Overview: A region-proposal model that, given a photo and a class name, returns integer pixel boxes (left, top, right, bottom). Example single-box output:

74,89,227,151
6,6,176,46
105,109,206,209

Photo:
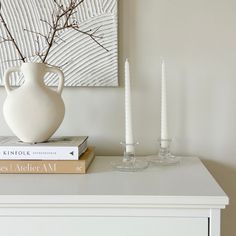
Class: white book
0,136,88,160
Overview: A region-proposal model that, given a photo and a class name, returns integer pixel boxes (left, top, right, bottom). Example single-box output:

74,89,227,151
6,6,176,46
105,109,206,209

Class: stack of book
0,136,95,174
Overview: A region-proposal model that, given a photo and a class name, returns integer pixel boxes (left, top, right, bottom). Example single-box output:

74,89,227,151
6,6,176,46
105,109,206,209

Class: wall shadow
203,159,236,236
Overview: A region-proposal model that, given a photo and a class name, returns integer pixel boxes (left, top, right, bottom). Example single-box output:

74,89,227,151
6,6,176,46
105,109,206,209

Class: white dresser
0,156,228,236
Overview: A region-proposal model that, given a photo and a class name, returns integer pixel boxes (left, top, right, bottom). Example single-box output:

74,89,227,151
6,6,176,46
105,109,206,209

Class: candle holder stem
149,139,180,166
111,142,149,172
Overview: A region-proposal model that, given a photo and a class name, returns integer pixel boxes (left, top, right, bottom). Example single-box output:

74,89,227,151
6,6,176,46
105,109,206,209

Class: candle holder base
149,139,180,166
111,142,149,172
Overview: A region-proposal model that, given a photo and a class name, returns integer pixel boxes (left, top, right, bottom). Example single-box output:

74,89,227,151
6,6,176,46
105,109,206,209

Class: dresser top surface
0,156,229,206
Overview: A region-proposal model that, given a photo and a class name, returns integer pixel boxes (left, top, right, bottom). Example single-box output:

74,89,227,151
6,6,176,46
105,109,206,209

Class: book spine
0,147,95,174
0,158,89,174
0,146,81,160
0,161,84,174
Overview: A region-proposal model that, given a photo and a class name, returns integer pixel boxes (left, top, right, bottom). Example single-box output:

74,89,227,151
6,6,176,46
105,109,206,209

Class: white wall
0,0,235,235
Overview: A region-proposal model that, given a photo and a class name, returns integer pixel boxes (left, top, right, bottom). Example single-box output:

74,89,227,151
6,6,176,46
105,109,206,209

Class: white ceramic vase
3,62,65,143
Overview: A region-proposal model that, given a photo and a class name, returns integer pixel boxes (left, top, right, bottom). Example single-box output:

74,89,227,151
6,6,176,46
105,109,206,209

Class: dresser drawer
0,216,208,236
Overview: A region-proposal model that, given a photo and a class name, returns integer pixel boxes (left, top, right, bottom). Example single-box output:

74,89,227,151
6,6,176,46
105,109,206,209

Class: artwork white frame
0,0,118,87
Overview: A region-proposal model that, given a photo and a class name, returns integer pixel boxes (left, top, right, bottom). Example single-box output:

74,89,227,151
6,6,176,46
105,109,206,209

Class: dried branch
35,0,108,63
0,2,26,62
0,0,108,65
24,28,50,45
72,26,108,52
54,33,66,43
40,19,53,29
34,36,44,63
92,26,102,35
41,0,81,62
53,0,64,11
0,38,11,43
1,58,26,63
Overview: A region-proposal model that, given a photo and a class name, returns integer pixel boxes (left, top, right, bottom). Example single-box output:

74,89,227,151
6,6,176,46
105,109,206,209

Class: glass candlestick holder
149,139,180,166
111,142,149,172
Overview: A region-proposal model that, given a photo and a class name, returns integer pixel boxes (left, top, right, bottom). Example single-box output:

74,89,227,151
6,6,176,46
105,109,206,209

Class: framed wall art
0,0,118,87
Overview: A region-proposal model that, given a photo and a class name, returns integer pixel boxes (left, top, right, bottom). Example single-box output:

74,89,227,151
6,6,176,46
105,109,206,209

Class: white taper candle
161,59,168,148
125,59,134,153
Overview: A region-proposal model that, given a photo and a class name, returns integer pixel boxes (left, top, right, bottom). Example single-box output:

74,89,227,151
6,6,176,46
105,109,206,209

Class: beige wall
0,0,235,235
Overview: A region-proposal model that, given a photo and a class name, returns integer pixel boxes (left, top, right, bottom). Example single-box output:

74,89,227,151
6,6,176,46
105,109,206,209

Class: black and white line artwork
0,0,118,87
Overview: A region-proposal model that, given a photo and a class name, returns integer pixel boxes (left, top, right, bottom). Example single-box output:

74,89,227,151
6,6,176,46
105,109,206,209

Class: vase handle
46,66,64,95
4,66,21,94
